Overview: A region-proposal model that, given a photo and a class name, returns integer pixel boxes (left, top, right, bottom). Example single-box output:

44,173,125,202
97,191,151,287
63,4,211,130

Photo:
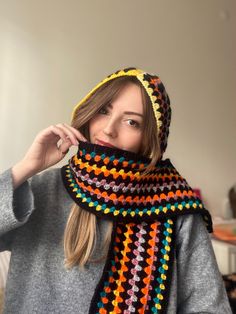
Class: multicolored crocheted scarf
61,142,212,314
61,68,213,314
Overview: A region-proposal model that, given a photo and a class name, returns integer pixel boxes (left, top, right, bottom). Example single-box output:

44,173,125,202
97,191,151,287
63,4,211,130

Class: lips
96,139,117,149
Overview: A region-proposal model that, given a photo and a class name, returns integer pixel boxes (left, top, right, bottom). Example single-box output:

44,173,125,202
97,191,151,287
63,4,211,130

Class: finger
61,123,87,142
35,126,67,144
54,124,79,146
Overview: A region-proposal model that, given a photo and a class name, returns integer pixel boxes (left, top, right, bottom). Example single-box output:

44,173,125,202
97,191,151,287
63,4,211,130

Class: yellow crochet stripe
136,74,162,131
71,68,162,133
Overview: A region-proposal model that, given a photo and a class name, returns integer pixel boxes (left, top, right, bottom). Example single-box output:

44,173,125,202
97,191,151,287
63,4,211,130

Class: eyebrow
107,103,143,118
123,111,143,118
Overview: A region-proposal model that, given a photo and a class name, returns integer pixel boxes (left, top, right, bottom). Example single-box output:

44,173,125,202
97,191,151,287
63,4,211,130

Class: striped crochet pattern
61,141,212,314
61,141,212,229
89,220,174,314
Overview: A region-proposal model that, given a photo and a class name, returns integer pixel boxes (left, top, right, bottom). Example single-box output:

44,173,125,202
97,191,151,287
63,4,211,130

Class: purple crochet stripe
69,162,194,207
125,223,146,311
71,163,189,195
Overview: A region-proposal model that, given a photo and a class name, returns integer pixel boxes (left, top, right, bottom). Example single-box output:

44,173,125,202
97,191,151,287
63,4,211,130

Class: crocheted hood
72,67,171,157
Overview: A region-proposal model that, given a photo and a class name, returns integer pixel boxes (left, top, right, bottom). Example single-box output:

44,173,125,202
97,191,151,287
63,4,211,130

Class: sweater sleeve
175,214,232,314
0,168,35,250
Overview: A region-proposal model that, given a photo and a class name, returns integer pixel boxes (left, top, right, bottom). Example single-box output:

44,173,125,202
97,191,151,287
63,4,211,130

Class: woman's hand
23,123,87,172
12,124,87,189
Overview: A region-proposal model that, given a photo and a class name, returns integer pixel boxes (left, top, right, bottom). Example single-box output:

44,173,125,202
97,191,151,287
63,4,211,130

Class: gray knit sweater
0,168,232,313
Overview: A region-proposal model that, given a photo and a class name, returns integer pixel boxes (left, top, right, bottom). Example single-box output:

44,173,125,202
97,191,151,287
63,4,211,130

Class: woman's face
89,83,144,153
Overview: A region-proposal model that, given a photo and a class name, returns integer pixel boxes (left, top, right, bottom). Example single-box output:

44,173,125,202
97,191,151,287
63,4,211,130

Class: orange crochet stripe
74,155,140,180
74,155,183,182
73,175,195,205
99,225,133,314
111,225,133,313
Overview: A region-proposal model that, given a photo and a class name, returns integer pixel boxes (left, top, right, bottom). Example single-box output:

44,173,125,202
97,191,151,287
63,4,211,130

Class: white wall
0,0,235,216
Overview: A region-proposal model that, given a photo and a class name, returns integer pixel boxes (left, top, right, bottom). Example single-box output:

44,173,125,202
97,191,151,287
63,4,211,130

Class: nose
102,118,118,138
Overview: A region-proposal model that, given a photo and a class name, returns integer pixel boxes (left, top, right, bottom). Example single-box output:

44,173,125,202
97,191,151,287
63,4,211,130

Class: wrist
11,160,38,189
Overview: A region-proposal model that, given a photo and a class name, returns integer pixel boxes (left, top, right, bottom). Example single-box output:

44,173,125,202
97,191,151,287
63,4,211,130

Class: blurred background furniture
212,218,236,274
212,238,236,274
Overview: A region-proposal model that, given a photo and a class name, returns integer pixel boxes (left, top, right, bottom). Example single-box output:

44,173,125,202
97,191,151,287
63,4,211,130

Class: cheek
122,132,143,153
89,118,100,136
88,121,96,142
89,116,108,143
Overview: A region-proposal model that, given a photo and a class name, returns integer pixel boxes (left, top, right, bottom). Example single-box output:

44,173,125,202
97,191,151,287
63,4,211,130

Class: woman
0,68,231,313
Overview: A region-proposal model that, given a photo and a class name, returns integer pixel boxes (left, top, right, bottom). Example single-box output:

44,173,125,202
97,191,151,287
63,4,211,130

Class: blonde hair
64,76,160,269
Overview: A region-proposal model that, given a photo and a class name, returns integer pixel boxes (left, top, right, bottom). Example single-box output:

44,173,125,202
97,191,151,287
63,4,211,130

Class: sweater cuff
0,168,35,235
